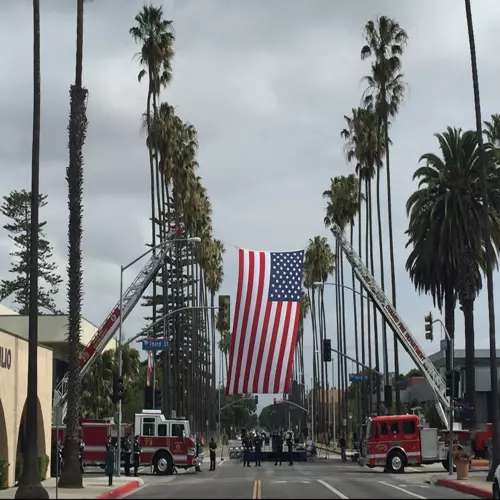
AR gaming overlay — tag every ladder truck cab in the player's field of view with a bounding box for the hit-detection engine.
[135,410,202,474]
[360,414,453,473]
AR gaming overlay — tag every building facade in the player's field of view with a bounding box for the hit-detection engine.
[0,328,53,487]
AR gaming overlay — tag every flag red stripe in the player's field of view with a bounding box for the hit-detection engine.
[234,251,255,393]
[273,302,293,394]
[252,301,272,392]
[263,302,283,393]
[242,252,266,392]
[226,249,245,394]
[283,304,301,394]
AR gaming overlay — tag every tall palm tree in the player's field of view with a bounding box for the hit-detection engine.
[406,127,500,429]
[341,108,379,415]
[130,5,175,328]
[361,16,408,413]
[58,0,91,489]
[15,1,48,498]
[464,1,499,479]
[304,236,335,440]
[324,174,363,433]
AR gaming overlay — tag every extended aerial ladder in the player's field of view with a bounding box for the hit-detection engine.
[52,239,176,418]
[328,222,450,430]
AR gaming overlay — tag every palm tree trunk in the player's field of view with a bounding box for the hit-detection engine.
[58,0,87,489]
[320,289,329,436]
[462,299,476,429]
[383,118,401,413]
[358,179,366,420]
[376,163,390,413]
[309,289,318,439]
[368,180,381,415]
[350,224,361,427]
[364,179,373,414]
[340,252,348,435]
[464,0,499,481]
[16,2,48,497]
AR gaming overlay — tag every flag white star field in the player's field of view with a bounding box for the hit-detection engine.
[226,249,304,395]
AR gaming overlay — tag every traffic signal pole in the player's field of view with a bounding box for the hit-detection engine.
[116,266,124,477]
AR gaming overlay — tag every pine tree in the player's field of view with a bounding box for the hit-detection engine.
[0,189,62,314]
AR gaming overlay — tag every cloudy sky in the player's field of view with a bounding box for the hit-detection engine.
[1,0,499,411]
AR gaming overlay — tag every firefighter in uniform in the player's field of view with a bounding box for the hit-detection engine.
[254,433,262,467]
[133,435,141,477]
[274,432,283,466]
[286,432,294,466]
[242,431,251,467]
[122,434,132,476]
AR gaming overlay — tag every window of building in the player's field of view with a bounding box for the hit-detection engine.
[142,417,156,436]
[402,420,416,435]
[158,423,168,437]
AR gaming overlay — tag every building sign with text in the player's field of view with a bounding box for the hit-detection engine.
[0,347,12,370]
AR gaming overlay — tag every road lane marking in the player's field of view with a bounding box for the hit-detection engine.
[317,479,349,499]
[253,479,261,499]
[378,481,426,499]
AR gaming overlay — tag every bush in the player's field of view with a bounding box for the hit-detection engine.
[38,455,49,481]
[0,460,9,490]
[15,454,50,483]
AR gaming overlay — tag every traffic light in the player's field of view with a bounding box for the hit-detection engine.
[254,395,258,405]
[112,374,125,404]
[322,339,332,362]
[144,385,153,409]
[218,295,231,331]
[445,369,460,397]
[425,312,433,341]
[155,388,162,409]
[273,397,277,405]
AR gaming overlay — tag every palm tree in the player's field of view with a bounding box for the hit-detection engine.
[323,174,363,433]
[361,16,408,413]
[464,2,498,479]
[130,5,175,328]
[406,127,500,429]
[58,0,91,489]
[341,108,379,415]
[15,1,48,498]
[304,236,335,440]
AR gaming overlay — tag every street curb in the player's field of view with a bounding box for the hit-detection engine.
[436,478,492,499]
[472,460,490,468]
[96,479,143,500]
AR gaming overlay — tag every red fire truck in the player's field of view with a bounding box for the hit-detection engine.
[359,414,455,473]
[52,410,202,474]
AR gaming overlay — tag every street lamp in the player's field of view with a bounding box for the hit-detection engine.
[116,236,200,477]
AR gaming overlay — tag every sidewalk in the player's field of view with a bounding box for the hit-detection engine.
[435,475,493,499]
[0,476,143,499]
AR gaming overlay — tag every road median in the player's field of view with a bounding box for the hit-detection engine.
[436,477,492,499]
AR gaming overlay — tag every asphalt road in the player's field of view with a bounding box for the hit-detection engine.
[124,455,480,499]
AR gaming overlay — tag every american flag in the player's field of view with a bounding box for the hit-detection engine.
[226,249,304,395]
[146,350,154,387]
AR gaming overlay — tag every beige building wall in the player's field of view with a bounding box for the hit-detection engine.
[0,329,53,488]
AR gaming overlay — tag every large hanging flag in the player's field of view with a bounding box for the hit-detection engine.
[226,249,304,395]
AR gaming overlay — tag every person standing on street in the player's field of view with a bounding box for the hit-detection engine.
[254,433,262,467]
[274,433,283,466]
[122,433,132,476]
[242,431,251,467]
[286,432,294,466]
[133,435,141,477]
[209,437,217,471]
[339,436,347,462]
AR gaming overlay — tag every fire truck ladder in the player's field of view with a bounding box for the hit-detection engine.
[53,240,174,415]
[328,222,450,430]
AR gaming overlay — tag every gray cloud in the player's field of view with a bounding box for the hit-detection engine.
[1,0,499,410]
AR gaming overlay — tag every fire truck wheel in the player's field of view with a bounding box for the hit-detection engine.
[386,450,405,473]
[153,450,174,475]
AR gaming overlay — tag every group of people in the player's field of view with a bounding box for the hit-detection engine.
[240,430,295,467]
[106,433,142,477]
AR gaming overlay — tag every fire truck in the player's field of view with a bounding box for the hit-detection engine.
[359,414,463,473]
[326,221,471,472]
[51,234,202,475]
[52,411,202,474]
